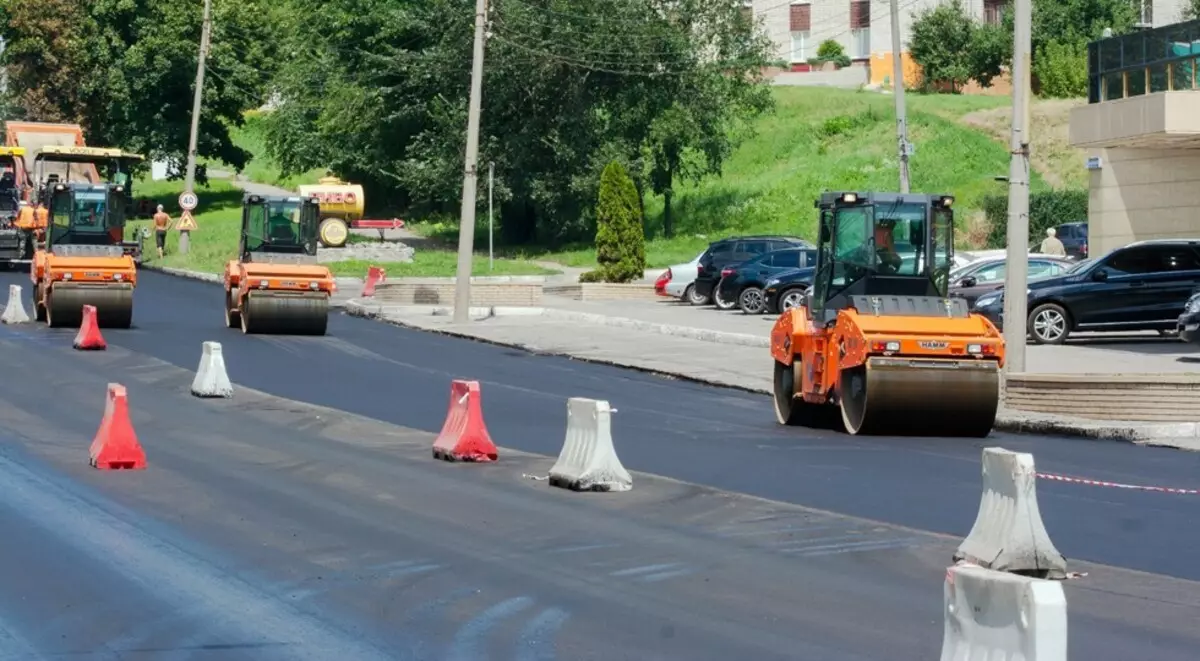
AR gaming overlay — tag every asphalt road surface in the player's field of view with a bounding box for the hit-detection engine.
[0,269,1196,659]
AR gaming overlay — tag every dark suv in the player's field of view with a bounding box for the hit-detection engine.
[1054,222,1088,260]
[691,236,809,306]
[972,239,1200,344]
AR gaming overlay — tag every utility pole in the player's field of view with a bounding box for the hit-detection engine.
[488,161,494,272]
[1002,0,1032,373]
[452,0,489,323]
[181,0,213,256]
[889,0,911,193]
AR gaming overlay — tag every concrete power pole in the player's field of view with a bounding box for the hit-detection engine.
[889,0,911,193]
[1002,0,1032,373]
[452,0,489,323]
[181,0,213,256]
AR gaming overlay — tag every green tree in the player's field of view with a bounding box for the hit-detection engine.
[1188,0,1200,20]
[584,160,645,283]
[909,0,976,92]
[1034,40,1089,98]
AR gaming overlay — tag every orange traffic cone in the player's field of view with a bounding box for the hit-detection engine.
[73,305,106,350]
[89,383,147,470]
[432,380,499,462]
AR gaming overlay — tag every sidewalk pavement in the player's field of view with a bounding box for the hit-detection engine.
[345,298,1200,451]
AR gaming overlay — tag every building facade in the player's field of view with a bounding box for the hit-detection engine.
[750,0,1188,88]
[1069,17,1200,257]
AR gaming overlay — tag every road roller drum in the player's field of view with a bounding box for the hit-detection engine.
[239,291,328,336]
[837,357,999,438]
[46,283,133,329]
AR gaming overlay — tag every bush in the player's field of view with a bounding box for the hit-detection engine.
[980,188,1088,249]
[808,39,853,69]
[1033,40,1088,99]
[587,160,646,283]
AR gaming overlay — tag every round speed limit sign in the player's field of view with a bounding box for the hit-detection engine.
[178,191,199,211]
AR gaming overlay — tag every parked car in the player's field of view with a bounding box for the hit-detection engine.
[972,239,1200,344]
[948,254,1073,308]
[763,266,818,314]
[660,251,706,303]
[1054,222,1088,260]
[1178,287,1200,344]
[715,247,819,314]
[692,236,812,307]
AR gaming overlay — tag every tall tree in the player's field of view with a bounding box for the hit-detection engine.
[909,0,977,92]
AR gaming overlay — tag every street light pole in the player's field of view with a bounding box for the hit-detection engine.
[181,0,213,256]
[452,0,489,323]
[889,0,911,193]
[1002,0,1032,374]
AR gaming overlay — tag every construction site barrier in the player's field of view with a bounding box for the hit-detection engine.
[73,305,106,350]
[191,341,233,398]
[1,285,29,324]
[941,563,1067,661]
[362,266,386,297]
[955,447,1067,579]
[89,383,147,470]
[432,380,499,462]
[548,398,632,492]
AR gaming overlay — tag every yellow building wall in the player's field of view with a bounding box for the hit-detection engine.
[869,51,921,88]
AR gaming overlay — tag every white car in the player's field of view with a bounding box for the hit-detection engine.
[661,251,706,303]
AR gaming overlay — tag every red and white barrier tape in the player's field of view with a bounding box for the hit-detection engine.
[1037,472,1200,495]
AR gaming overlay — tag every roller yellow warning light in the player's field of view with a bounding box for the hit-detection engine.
[769,191,1005,438]
[223,193,334,335]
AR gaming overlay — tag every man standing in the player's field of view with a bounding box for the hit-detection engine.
[1039,227,1066,256]
[152,204,172,259]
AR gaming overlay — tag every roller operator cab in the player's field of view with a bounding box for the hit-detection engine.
[223,193,335,336]
[31,182,137,328]
[768,191,1006,438]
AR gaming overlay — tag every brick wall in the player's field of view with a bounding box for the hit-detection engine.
[544,283,660,302]
[374,278,543,307]
[1005,373,1200,422]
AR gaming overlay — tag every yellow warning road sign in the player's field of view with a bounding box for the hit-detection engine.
[176,209,198,232]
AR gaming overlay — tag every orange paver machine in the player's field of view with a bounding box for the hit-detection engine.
[769,191,1006,438]
[223,193,335,335]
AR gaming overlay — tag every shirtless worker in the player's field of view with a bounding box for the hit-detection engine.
[152,204,173,258]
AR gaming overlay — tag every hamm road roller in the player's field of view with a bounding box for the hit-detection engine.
[224,193,335,335]
[31,181,137,328]
[769,191,1005,438]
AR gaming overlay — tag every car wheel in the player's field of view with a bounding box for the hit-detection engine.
[1027,303,1071,345]
[687,283,711,306]
[713,278,737,310]
[738,287,767,314]
[779,287,808,312]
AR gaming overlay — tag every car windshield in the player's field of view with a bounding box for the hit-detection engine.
[1066,258,1093,274]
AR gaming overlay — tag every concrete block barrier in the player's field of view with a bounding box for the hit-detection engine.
[1,284,29,324]
[191,341,234,398]
[548,398,632,492]
[955,447,1067,579]
[941,563,1067,661]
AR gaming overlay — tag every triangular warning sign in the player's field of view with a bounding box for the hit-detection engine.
[176,209,198,231]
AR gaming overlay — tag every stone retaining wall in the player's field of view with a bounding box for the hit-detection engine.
[1004,372,1200,422]
[374,277,543,307]
[544,283,659,302]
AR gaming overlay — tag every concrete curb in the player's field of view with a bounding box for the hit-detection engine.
[140,263,221,284]
[344,300,545,320]
[540,308,768,347]
[992,415,1200,450]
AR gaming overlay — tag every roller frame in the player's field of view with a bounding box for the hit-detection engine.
[237,290,328,336]
[45,282,133,329]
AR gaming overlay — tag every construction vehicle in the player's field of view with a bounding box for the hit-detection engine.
[4,121,90,200]
[31,146,146,261]
[297,175,404,247]
[223,193,335,335]
[0,146,30,263]
[769,191,1005,438]
[31,179,137,328]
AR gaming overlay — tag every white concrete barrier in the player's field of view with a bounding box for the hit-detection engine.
[1,284,30,324]
[548,398,632,492]
[955,447,1067,579]
[941,563,1067,661]
[191,341,233,398]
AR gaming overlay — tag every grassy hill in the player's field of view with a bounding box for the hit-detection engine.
[415,87,1081,269]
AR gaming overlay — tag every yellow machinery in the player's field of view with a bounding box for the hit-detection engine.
[297,176,364,248]
[223,193,335,335]
[0,146,30,262]
[769,191,1005,438]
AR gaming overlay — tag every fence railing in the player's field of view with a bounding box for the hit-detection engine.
[1087,20,1200,103]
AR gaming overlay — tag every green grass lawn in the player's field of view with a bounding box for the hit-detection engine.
[129,179,555,278]
[409,87,1042,269]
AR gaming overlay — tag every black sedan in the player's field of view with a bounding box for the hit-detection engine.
[763,266,817,315]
